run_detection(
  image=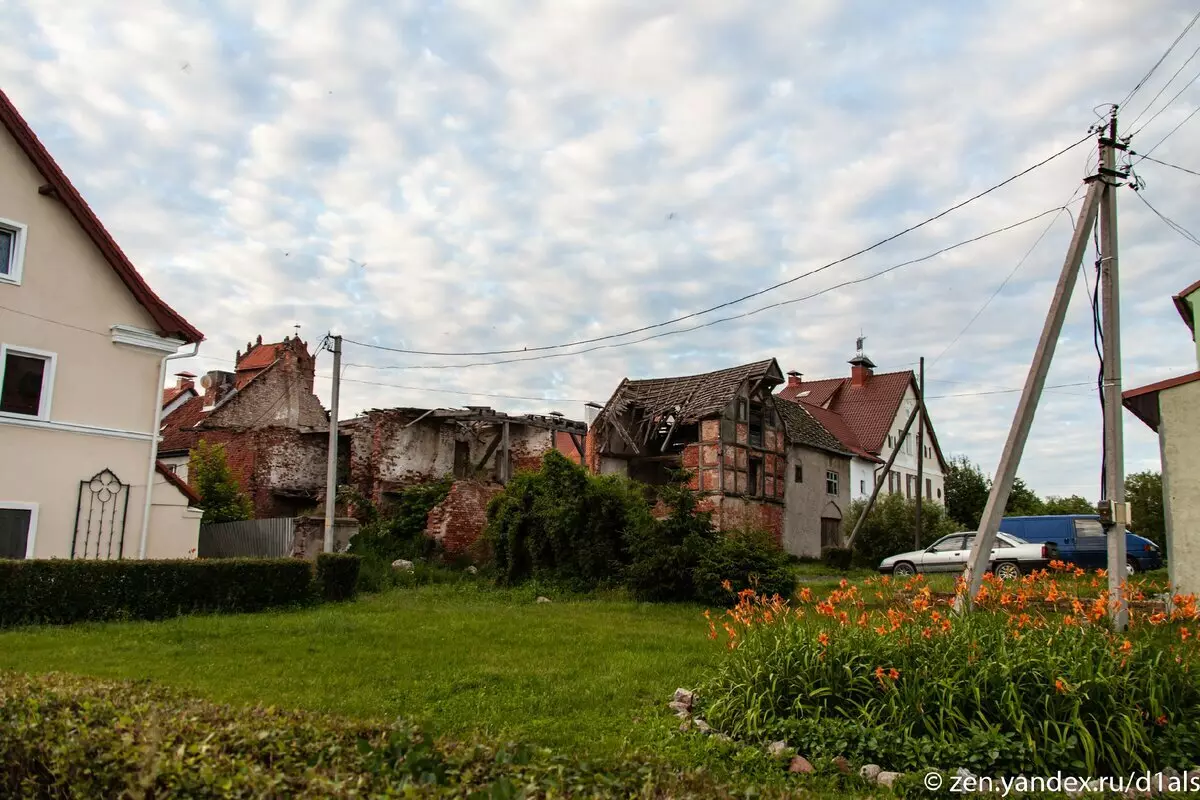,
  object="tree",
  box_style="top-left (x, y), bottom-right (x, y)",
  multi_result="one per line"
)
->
top-left (842, 493), bottom-right (963, 567)
top-left (1043, 494), bottom-right (1094, 515)
top-left (1125, 470), bottom-right (1165, 549)
top-left (190, 440), bottom-right (253, 524)
top-left (1004, 477), bottom-right (1046, 517)
top-left (944, 455), bottom-right (991, 530)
